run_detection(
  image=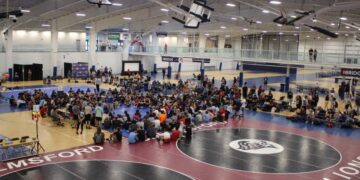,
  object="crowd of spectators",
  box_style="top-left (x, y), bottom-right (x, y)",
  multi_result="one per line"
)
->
top-left (5, 71), bottom-right (360, 146)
